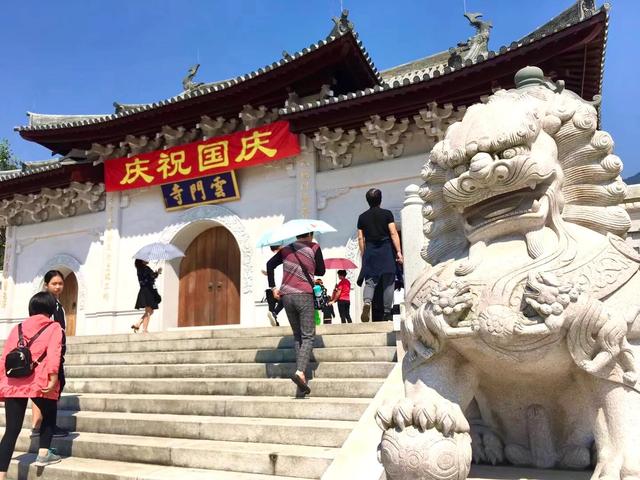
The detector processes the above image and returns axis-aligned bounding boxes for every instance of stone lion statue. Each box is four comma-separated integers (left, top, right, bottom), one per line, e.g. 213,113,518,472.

377,66,640,480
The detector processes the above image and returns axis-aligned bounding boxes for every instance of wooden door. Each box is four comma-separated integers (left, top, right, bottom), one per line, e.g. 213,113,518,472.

178,227,240,326
59,272,78,336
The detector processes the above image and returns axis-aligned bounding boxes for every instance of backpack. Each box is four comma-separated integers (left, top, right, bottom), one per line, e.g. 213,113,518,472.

5,323,52,378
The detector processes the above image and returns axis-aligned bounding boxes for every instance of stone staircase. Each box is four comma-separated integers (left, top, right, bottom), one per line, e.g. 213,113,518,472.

1,322,397,479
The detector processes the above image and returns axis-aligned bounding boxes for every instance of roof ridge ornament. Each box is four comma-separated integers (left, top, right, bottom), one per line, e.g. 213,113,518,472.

328,9,354,38
182,64,204,92
579,0,597,20
447,12,492,69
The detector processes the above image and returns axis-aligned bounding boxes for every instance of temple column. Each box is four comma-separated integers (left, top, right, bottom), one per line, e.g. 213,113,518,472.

295,135,317,219
102,190,122,315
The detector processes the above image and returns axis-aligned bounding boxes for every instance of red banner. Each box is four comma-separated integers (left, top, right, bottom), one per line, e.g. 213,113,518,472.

104,121,300,192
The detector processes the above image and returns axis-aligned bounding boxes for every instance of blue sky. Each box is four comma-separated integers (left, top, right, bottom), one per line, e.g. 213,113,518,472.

1,1,638,175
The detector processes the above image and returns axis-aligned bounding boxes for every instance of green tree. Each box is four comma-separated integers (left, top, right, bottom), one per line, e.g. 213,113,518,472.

0,138,20,267
0,139,21,171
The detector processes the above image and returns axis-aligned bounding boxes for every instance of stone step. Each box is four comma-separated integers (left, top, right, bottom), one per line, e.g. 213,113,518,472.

64,322,395,345
468,465,591,479
64,345,397,366
57,393,370,421
1,410,356,449
66,332,395,354
8,452,301,479
65,361,395,379
64,377,384,398
11,430,336,478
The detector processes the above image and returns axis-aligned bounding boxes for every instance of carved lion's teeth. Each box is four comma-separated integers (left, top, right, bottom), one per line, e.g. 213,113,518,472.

532,200,540,212
528,182,537,190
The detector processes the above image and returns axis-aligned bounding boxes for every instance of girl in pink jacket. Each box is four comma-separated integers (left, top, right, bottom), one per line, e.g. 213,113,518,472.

0,292,63,475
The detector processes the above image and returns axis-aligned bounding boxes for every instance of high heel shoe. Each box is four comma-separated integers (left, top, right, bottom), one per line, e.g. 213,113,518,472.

131,324,139,333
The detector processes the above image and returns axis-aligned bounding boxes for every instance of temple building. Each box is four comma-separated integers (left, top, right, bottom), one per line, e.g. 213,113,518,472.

0,0,608,336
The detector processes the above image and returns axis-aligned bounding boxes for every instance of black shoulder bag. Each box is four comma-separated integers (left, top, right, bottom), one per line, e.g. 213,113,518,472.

5,323,53,378
292,247,327,311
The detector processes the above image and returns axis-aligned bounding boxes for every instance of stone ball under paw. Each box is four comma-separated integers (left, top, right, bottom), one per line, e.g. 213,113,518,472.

379,426,472,480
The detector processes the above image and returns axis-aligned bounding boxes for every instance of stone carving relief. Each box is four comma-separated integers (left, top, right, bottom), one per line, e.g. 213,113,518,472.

13,194,48,223
414,102,467,149
197,115,238,140
158,125,198,148
120,134,162,156
239,104,279,130
377,67,640,480
361,115,412,160
0,182,106,227
312,127,358,169
86,143,126,164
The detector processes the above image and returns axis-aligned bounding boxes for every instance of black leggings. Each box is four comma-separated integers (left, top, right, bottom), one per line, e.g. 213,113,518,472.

337,300,352,323
0,397,57,471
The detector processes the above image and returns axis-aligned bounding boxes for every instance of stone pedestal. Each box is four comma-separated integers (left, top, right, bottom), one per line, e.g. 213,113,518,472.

468,466,591,480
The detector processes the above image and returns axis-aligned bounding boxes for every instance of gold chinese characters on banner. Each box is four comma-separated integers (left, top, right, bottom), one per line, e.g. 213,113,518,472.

104,121,300,192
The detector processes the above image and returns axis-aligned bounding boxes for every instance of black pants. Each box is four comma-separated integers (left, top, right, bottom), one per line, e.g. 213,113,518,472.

282,294,315,373
0,397,57,471
58,363,65,398
265,289,284,317
337,300,352,323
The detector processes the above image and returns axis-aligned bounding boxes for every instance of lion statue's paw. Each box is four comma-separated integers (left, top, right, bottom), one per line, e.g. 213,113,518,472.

376,398,472,480
470,427,504,465
376,397,470,436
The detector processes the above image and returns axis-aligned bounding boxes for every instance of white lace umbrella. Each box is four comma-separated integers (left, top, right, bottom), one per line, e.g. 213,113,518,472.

133,242,185,262
266,219,336,245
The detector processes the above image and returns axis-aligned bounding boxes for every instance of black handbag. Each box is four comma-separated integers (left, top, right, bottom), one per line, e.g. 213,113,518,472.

152,288,162,304
5,323,52,378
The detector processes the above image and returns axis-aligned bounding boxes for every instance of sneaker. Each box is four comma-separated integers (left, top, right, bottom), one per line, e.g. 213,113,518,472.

53,426,69,438
30,427,40,438
267,311,279,327
361,303,371,322
34,448,62,467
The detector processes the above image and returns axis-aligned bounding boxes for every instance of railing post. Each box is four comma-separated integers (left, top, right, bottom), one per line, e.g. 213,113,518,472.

400,184,425,291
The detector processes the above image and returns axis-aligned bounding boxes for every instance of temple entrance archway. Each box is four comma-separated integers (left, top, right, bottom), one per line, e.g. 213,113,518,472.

59,272,78,336
178,226,240,326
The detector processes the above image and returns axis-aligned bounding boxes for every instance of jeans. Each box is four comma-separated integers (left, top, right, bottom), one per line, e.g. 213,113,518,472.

0,397,57,471
363,273,395,318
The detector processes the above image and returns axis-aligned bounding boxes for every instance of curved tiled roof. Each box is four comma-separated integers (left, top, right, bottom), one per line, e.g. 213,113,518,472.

16,29,382,133
279,4,609,117
0,161,64,182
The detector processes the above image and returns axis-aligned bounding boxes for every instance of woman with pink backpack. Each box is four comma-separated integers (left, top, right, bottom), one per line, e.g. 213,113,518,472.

0,292,63,476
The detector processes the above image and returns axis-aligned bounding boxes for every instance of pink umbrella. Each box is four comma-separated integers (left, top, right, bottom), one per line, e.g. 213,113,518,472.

324,258,358,270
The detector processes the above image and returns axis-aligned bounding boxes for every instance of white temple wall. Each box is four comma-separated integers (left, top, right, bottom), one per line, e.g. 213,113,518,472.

0,145,426,337
314,153,425,321
0,211,106,337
